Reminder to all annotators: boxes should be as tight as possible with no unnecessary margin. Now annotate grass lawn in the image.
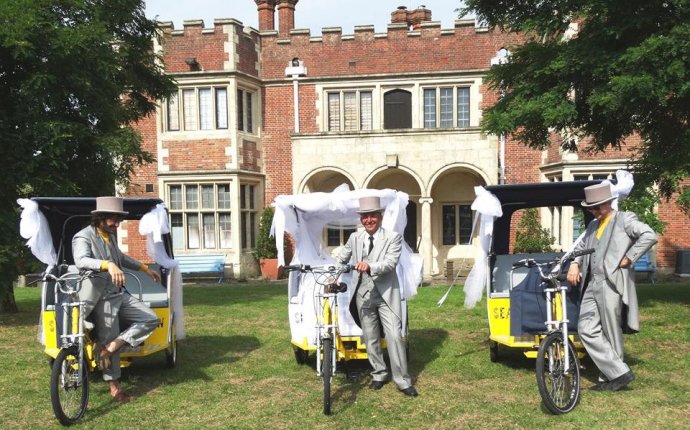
[1,280,688,429]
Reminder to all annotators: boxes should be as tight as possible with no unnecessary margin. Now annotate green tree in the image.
[461,0,690,210]
[0,0,175,312]
[513,208,555,253]
[253,207,278,260]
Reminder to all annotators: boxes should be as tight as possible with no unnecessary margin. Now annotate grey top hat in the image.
[92,196,129,215]
[357,196,384,214]
[581,183,616,207]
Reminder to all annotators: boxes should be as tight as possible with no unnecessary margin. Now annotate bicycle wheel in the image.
[536,332,580,414]
[321,337,333,416]
[50,346,89,425]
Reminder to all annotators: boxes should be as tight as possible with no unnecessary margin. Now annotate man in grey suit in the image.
[336,196,418,397]
[73,196,161,403]
[567,183,657,391]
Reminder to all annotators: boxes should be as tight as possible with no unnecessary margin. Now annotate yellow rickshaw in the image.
[19,197,182,426]
[481,181,600,360]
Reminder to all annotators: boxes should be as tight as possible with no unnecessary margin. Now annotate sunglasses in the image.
[587,205,602,212]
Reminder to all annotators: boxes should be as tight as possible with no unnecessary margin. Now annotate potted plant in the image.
[254,206,282,280]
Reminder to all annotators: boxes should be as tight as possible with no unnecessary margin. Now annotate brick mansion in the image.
[121,1,689,279]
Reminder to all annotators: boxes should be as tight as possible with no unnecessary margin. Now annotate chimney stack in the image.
[390,5,432,30]
[391,6,408,25]
[255,0,276,31]
[277,0,299,37]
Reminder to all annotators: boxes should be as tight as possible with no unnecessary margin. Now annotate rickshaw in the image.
[460,180,602,413]
[18,197,184,425]
[479,181,599,362]
[272,187,423,415]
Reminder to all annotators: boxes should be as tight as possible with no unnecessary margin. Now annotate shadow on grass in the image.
[636,283,690,307]
[409,327,449,376]
[76,334,263,421]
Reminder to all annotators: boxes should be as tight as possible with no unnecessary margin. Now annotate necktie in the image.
[368,236,374,255]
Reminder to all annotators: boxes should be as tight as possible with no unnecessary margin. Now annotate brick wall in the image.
[164,139,230,171]
[657,179,690,268]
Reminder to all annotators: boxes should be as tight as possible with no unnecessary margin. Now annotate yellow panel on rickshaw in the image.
[487,297,511,338]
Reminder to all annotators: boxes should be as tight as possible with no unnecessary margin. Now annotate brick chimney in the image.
[391,6,408,25]
[255,0,276,31]
[390,5,432,30]
[409,5,432,29]
[277,0,299,37]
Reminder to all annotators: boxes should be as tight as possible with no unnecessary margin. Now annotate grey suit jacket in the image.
[72,225,144,305]
[573,211,657,332]
[336,228,403,327]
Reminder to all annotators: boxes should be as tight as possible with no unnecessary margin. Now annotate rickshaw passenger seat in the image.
[124,268,168,307]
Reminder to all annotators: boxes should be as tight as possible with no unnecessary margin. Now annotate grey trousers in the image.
[89,288,159,381]
[357,286,412,390]
[578,278,630,381]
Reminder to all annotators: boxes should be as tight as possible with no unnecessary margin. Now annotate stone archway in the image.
[428,167,487,276]
[367,168,422,252]
[301,169,354,193]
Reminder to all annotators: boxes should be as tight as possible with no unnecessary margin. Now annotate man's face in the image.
[588,201,613,222]
[360,211,382,235]
[100,215,123,234]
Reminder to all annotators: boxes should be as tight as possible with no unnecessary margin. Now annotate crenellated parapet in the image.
[257,18,521,80]
[156,19,261,76]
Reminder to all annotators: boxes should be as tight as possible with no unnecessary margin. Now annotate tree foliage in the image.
[513,208,555,253]
[461,0,690,208]
[0,0,175,311]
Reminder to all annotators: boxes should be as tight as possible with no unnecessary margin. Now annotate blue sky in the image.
[144,0,467,34]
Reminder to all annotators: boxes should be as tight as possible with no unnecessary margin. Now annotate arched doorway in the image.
[367,169,422,252]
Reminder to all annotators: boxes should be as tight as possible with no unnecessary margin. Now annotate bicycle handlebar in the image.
[511,248,595,270]
[283,264,355,273]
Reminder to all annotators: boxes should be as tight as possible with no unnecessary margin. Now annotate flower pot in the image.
[259,258,283,280]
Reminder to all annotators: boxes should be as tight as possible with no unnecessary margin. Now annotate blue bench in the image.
[175,254,226,283]
[634,253,656,284]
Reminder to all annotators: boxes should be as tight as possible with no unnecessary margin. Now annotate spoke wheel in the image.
[321,337,333,416]
[536,332,580,414]
[50,347,89,425]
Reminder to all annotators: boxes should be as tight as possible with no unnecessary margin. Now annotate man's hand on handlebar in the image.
[354,261,370,273]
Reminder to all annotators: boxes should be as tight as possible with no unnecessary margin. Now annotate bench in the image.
[175,254,226,283]
[634,253,656,284]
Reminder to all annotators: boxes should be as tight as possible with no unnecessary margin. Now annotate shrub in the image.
[513,208,555,253]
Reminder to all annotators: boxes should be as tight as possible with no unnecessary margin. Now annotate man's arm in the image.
[335,233,355,265]
[72,232,106,271]
[621,212,658,267]
[369,232,402,277]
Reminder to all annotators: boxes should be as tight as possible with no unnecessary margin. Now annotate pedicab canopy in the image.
[461,170,634,310]
[17,197,185,340]
[271,185,423,300]
[271,186,423,344]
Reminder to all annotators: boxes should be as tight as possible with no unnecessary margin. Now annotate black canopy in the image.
[30,197,164,265]
[485,181,600,255]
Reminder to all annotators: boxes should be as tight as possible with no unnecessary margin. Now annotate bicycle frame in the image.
[315,290,338,378]
[540,261,573,374]
[52,272,93,374]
